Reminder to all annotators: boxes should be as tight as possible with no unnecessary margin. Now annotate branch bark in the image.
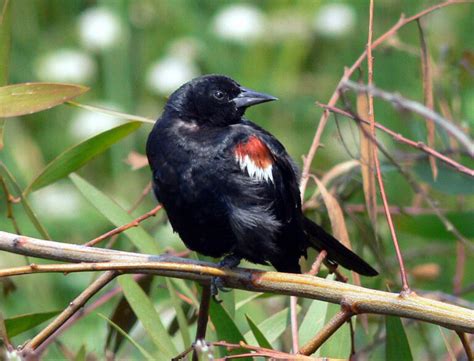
[0,231,473,334]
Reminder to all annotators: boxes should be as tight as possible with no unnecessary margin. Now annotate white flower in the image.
[31,184,82,220]
[212,4,265,43]
[146,56,199,96]
[70,102,123,140]
[268,12,311,41]
[35,49,96,83]
[78,7,122,51]
[313,3,356,37]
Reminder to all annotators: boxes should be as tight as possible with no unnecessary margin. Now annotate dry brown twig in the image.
[365,0,410,292]
[340,80,474,155]
[417,19,438,179]
[321,103,474,254]
[299,0,472,197]
[317,103,474,177]
[85,204,162,247]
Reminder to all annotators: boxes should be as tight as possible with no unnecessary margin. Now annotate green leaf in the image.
[414,161,474,195]
[119,275,177,360]
[97,313,155,361]
[0,82,89,118]
[67,101,155,124]
[298,299,329,348]
[74,345,86,361]
[0,0,10,86]
[386,316,413,361]
[0,162,51,239]
[236,293,264,310]
[209,299,249,359]
[396,212,474,240]
[0,0,11,148]
[25,122,141,194]
[165,278,191,347]
[245,315,272,349]
[70,173,159,254]
[244,306,299,345]
[319,303,350,359]
[5,310,60,338]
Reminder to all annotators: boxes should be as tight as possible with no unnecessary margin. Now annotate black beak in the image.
[233,87,278,109]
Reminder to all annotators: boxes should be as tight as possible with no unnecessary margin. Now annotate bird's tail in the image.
[303,217,378,276]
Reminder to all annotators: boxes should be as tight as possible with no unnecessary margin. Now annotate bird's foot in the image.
[211,255,241,301]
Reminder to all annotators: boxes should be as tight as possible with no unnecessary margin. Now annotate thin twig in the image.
[21,271,119,356]
[453,243,466,295]
[298,309,353,356]
[307,250,327,276]
[417,18,438,179]
[212,341,326,360]
[0,176,21,234]
[318,103,474,252]
[193,285,211,361]
[33,274,146,357]
[345,204,446,215]
[299,0,469,197]
[129,181,153,213]
[456,331,473,361]
[341,80,474,155]
[85,205,162,247]
[366,0,410,291]
[290,296,299,353]
[317,103,474,177]
[1,232,473,333]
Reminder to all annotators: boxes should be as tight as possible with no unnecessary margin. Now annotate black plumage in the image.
[146,75,377,277]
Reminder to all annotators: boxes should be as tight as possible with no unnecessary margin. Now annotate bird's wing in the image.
[230,121,303,224]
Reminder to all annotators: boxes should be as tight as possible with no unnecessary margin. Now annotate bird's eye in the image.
[213,90,226,100]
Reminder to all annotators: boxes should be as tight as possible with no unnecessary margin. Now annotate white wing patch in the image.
[236,154,274,183]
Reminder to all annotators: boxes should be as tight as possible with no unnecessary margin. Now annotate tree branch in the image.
[0,231,473,334]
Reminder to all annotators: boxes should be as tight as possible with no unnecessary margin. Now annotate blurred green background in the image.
[0,0,473,360]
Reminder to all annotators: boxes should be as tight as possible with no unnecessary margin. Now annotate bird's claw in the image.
[210,276,231,302]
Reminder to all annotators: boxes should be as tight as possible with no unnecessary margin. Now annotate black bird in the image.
[146,75,378,288]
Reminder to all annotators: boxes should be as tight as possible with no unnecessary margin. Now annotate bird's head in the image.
[165,75,277,126]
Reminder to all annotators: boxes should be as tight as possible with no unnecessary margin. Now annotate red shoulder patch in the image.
[234,135,273,168]
[234,135,274,182]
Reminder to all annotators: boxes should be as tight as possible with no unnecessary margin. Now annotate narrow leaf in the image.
[356,90,378,234]
[245,315,272,349]
[385,316,413,361]
[298,299,329,347]
[209,299,249,359]
[5,310,60,338]
[0,82,89,117]
[98,313,155,361]
[67,101,155,124]
[74,345,86,361]
[0,163,51,239]
[319,303,350,358]
[244,305,300,344]
[25,122,141,194]
[314,177,361,286]
[165,278,191,347]
[417,19,437,180]
[119,275,177,360]
[70,173,159,254]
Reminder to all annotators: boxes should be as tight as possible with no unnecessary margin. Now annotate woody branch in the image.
[0,231,472,335]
